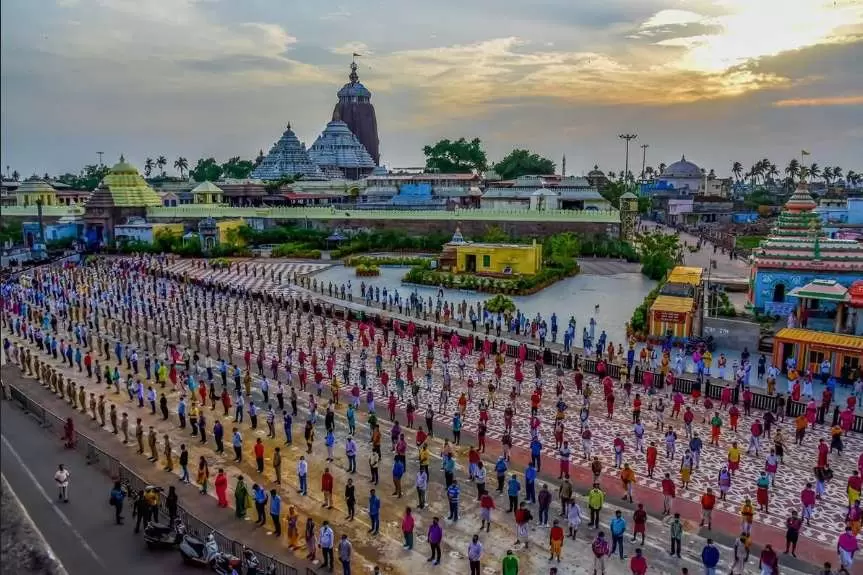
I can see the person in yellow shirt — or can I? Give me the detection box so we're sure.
[418,444,430,474]
[727,443,741,475]
[740,498,754,534]
[660,353,670,378]
[330,377,340,406]
[620,464,636,503]
[703,351,713,375]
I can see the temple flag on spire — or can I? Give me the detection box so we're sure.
[801,150,810,156]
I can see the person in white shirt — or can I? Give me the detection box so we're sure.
[467,534,483,575]
[319,520,335,570]
[54,464,70,502]
[416,469,428,509]
[297,456,308,495]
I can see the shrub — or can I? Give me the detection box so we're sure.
[271,242,322,259]
[485,294,516,313]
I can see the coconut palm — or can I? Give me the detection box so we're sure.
[144,157,154,178]
[645,166,655,179]
[799,166,810,182]
[785,159,800,186]
[808,162,821,183]
[11,170,19,181]
[156,156,167,177]
[658,162,667,174]
[846,170,859,188]
[767,163,779,184]
[174,156,188,178]
[732,161,743,182]
[822,166,834,187]
[832,166,843,184]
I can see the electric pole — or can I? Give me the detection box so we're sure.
[640,143,649,181]
[619,134,637,185]
[97,152,104,167]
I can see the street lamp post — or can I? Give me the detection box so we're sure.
[619,134,638,185]
[640,144,649,181]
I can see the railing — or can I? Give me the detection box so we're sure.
[2,205,86,217]
[144,205,621,222]
[6,384,314,575]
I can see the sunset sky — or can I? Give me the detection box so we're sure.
[1,0,861,178]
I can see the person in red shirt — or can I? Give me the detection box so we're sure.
[549,520,565,562]
[321,467,334,508]
[729,404,740,431]
[817,438,829,468]
[632,395,642,424]
[531,391,541,416]
[479,491,495,532]
[661,472,676,516]
[254,438,265,473]
[646,442,658,478]
[700,487,717,530]
[632,503,647,544]
[630,547,648,575]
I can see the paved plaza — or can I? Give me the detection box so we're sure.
[2,256,857,574]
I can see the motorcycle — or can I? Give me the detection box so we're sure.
[144,518,186,550]
[211,552,242,575]
[178,531,220,567]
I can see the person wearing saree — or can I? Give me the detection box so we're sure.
[197,456,209,494]
[305,518,317,560]
[234,476,249,518]
[214,469,228,507]
[287,506,300,548]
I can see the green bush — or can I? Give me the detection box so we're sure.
[485,294,516,313]
[271,242,322,259]
[344,255,430,267]
[355,263,381,276]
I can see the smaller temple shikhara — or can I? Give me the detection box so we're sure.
[748,181,863,316]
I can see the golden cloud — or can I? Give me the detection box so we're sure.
[773,95,863,107]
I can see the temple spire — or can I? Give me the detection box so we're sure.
[349,61,359,83]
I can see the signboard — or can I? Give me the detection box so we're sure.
[654,310,686,323]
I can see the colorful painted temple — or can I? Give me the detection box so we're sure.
[748,182,863,319]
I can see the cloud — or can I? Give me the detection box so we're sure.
[331,42,373,56]
[640,9,706,29]
[773,95,863,107]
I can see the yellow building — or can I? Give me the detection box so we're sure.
[453,241,543,276]
[16,177,58,207]
[648,295,695,338]
[216,219,246,245]
[191,181,224,204]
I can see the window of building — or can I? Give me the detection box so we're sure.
[482,255,491,268]
[808,350,825,365]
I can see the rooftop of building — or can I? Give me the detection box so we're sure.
[661,155,702,179]
[251,123,326,181]
[308,120,375,170]
[86,156,163,209]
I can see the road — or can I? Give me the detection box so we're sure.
[0,399,196,575]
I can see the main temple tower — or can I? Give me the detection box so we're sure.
[332,60,380,165]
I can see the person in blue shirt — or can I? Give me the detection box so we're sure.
[507,474,521,512]
[447,480,461,522]
[495,457,508,493]
[530,438,543,472]
[701,539,720,575]
[610,510,627,559]
[525,463,538,504]
[346,404,356,435]
[213,421,224,453]
[252,483,268,526]
[690,434,703,468]
[392,459,405,498]
[283,411,293,444]
[452,413,462,445]
[269,490,282,536]
[368,489,381,535]
[109,481,126,525]
[443,454,456,487]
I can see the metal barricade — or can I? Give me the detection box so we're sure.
[6,383,316,575]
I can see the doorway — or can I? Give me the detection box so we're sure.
[772,283,786,303]
[465,254,477,273]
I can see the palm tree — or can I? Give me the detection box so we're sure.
[785,159,800,187]
[846,170,859,188]
[11,170,19,181]
[174,156,188,178]
[767,163,779,184]
[799,165,810,183]
[732,161,743,182]
[645,166,655,179]
[658,162,667,174]
[832,166,843,184]
[822,166,833,187]
[156,156,167,177]
[808,162,821,183]
[144,157,154,178]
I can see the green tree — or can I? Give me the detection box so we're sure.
[221,156,255,179]
[637,230,682,280]
[732,161,743,182]
[480,225,510,243]
[493,149,555,180]
[422,138,487,173]
[156,155,167,176]
[190,158,224,182]
[174,156,189,178]
[545,233,579,267]
[144,158,154,178]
